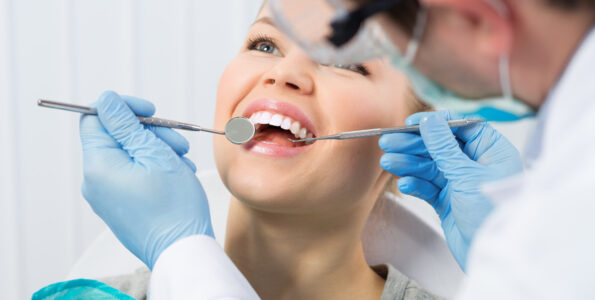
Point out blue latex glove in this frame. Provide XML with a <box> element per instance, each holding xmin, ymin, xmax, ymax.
<box><xmin>80</xmin><ymin>91</ymin><xmax>214</xmax><ymax>270</ymax></box>
<box><xmin>379</xmin><ymin>111</ymin><xmax>523</xmax><ymax>270</ymax></box>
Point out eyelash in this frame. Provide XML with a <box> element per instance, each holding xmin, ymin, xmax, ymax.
<box><xmin>247</xmin><ymin>35</ymin><xmax>370</xmax><ymax>76</ymax></box>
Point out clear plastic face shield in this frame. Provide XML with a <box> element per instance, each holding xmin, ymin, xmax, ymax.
<box><xmin>269</xmin><ymin>0</ymin><xmax>534</xmax><ymax>121</ymax></box>
<box><xmin>268</xmin><ymin>0</ymin><xmax>408</xmax><ymax>65</ymax></box>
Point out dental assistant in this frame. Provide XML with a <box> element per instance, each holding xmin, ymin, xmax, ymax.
<box><xmin>77</xmin><ymin>1</ymin><xmax>595</xmax><ymax>300</ymax></box>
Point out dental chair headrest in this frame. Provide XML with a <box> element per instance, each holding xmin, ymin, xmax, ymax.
<box><xmin>362</xmin><ymin>192</ymin><xmax>464</xmax><ymax>297</ymax></box>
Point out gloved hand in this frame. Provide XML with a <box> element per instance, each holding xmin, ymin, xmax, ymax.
<box><xmin>379</xmin><ymin>111</ymin><xmax>523</xmax><ymax>270</ymax></box>
<box><xmin>80</xmin><ymin>91</ymin><xmax>214</xmax><ymax>270</ymax></box>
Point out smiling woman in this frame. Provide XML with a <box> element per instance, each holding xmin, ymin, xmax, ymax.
<box><xmin>209</xmin><ymin>2</ymin><xmax>435</xmax><ymax>300</ymax></box>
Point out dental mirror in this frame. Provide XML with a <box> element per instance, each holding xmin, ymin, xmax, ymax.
<box><xmin>224</xmin><ymin>117</ymin><xmax>256</xmax><ymax>145</ymax></box>
<box><xmin>38</xmin><ymin>99</ymin><xmax>256</xmax><ymax>145</ymax></box>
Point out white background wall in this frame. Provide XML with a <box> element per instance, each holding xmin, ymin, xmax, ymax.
<box><xmin>0</xmin><ymin>1</ymin><xmax>536</xmax><ymax>299</ymax></box>
<box><xmin>0</xmin><ymin>1</ymin><xmax>262</xmax><ymax>298</ymax></box>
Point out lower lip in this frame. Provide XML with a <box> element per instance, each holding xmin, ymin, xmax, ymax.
<box><xmin>242</xmin><ymin>140</ymin><xmax>313</xmax><ymax>157</ymax></box>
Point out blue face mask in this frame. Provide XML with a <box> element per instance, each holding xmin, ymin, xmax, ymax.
<box><xmin>388</xmin><ymin>7</ymin><xmax>535</xmax><ymax>122</ymax></box>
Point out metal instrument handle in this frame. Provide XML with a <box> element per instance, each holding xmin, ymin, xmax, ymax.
<box><xmin>292</xmin><ymin>119</ymin><xmax>483</xmax><ymax>143</ymax></box>
<box><xmin>137</xmin><ymin>116</ymin><xmax>183</xmax><ymax>129</ymax></box>
<box><xmin>38</xmin><ymin>99</ymin><xmax>224</xmax><ymax>134</ymax></box>
<box><xmin>338</xmin><ymin>128</ymin><xmax>383</xmax><ymax>139</ymax></box>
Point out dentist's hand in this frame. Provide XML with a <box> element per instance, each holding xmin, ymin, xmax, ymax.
<box><xmin>379</xmin><ymin>111</ymin><xmax>522</xmax><ymax>270</ymax></box>
<box><xmin>80</xmin><ymin>91</ymin><xmax>214</xmax><ymax>270</ymax></box>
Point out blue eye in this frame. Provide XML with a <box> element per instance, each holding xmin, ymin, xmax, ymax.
<box><xmin>248</xmin><ymin>36</ymin><xmax>281</xmax><ymax>56</ymax></box>
<box><xmin>256</xmin><ymin>42</ymin><xmax>274</xmax><ymax>53</ymax></box>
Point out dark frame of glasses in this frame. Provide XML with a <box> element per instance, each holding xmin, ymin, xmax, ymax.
<box><xmin>327</xmin><ymin>0</ymin><xmax>405</xmax><ymax>46</ymax></box>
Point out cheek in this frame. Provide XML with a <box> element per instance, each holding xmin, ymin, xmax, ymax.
<box><xmin>312</xmin><ymin>74</ymin><xmax>410</xmax><ymax>194</ymax></box>
<box><xmin>215</xmin><ymin>58</ymin><xmax>257</xmax><ymax>128</ymax></box>
<box><xmin>214</xmin><ymin>56</ymin><xmax>265</xmax><ymax>185</ymax></box>
<box><xmin>321</xmin><ymin>80</ymin><xmax>406</xmax><ymax>134</ymax></box>
<box><xmin>214</xmin><ymin>56</ymin><xmax>271</xmax><ymax>161</ymax></box>
<box><xmin>313</xmin><ymin>84</ymin><xmax>398</xmax><ymax>201</ymax></box>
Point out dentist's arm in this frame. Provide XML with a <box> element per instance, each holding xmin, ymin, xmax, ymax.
<box><xmin>379</xmin><ymin>111</ymin><xmax>523</xmax><ymax>270</ymax></box>
<box><xmin>80</xmin><ymin>91</ymin><xmax>258</xmax><ymax>299</ymax></box>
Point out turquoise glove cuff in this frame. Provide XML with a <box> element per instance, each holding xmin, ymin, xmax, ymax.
<box><xmin>33</xmin><ymin>279</ymin><xmax>134</xmax><ymax>300</ymax></box>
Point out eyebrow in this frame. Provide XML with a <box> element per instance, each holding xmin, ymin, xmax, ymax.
<box><xmin>252</xmin><ymin>16</ymin><xmax>276</xmax><ymax>27</ymax></box>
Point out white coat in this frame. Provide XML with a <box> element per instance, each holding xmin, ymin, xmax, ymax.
<box><xmin>457</xmin><ymin>26</ymin><xmax>595</xmax><ymax>300</ymax></box>
<box><xmin>149</xmin><ymin>26</ymin><xmax>595</xmax><ymax>300</ymax></box>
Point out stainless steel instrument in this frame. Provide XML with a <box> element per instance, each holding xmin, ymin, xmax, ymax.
<box><xmin>291</xmin><ymin>119</ymin><xmax>483</xmax><ymax>143</ymax></box>
<box><xmin>38</xmin><ymin>99</ymin><xmax>255</xmax><ymax>145</ymax></box>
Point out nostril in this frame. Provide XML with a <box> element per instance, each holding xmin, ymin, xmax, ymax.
<box><xmin>286</xmin><ymin>82</ymin><xmax>299</xmax><ymax>90</ymax></box>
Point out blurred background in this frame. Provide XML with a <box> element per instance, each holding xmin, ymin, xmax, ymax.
<box><xmin>0</xmin><ymin>0</ymin><xmax>262</xmax><ymax>298</ymax></box>
<box><xmin>0</xmin><ymin>0</ymin><xmax>535</xmax><ymax>299</ymax></box>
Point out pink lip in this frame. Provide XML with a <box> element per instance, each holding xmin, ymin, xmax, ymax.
<box><xmin>242</xmin><ymin>140</ymin><xmax>313</xmax><ymax>157</ymax></box>
<box><xmin>241</xmin><ymin>98</ymin><xmax>317</xmax><ymax>158</ymax></box>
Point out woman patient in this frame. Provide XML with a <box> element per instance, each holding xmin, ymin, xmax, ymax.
<box><xmin>207</xmin><ymin>3</ymin><xmax>436</xmax><ymax>300</ymax></box>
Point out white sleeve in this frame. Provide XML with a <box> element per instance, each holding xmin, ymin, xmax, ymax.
<box><xmin>457</xmin><ymin>154</ymin><xmax>595</xmax><ymax>299</ymax></box>
<box><xmin>148</xmin><ymin>235</ymin><xmax>260</xmax><ymax>300</ymax></box>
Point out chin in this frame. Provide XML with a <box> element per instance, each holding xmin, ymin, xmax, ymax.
<box><xmin>224</xmin><ymin>167</ymin><xmax>317</xmax><ymax>212</ymax></box>
<box><xmin>215</xmin><ymin>152</ymin><xmax>304</xmax><ymax>209</ymax></box>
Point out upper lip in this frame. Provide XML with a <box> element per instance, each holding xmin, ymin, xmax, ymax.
<box><xmin>242</xmin><ymin>98</ymin><xmax>317</xmax><ymax>137</ymax></box>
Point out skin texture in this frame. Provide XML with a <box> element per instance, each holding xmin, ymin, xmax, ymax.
<box><xmin>212</xmin><ymin>4</ymin><xmax>419</xmax><ymax>300</ymax></box>
<box><xmin>378</xmin><ymin>0</ymin><xmax>595</xmax><ymax>109</ymax></box>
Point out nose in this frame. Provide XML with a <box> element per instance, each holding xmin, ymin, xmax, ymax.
<box><xmin>262</xmin><ymin>52</ymin><xmax>315</xmax><ymax>95</ymax></box>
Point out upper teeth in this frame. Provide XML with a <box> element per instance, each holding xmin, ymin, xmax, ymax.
<box><xmin>249</xmin><ymin>111</ymin><xmax>313</xmax><ymax>140</ymax></box>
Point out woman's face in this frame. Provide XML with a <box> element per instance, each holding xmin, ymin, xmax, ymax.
<box><xmin>214</xmin><ymin>5</ymin><xmax>412</xmax><ymax>215</ymax></box>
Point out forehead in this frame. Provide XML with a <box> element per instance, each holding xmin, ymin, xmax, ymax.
<box><xmin>252</xmin><ymin>2</ymin><xmax>277</xmax><ymax>29</ymax></box>
<box><xmin>257</xmin><ymin>1</ymin><xmax>272</xmax><ymax>18</ymax></box>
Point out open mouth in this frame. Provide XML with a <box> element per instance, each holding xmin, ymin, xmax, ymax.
<box><xmin>249</xmin><ymin>111</ymin><xmax>316</xmax><ymax>147</ymax></box>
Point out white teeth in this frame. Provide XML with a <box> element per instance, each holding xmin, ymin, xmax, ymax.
<box><xmin>281</xmin><ymin>117</ymin><xmax>292</xmax><ymax>130</ymax></box>
<box><xmin>252</xmin><ymin>112</ymin><xmax>262</xmax><ymax>124</ymax></box>
<box><xmin>290</xmin><ymin>122</ymin><xmax>301</xmax><ymax>135</ymax></box>
<box><xmin>306</xmin><ymin>133</ymin><xmax>313</xmax><ymax>139</ymax></box>
<box><xmin>298</xmin><ymin>128</ymin><xmax>307</xmax><ymax>139</ymax></box>
<box><xmin>259</xmin><ymin>111</ymin><xmax>272</xmax><ymax>124</ymax></box>
<box><xmin>270</xmin><ymin>114</ymin><xmax>283</xmax><ymax>126</ymax></box>
<box><xmin>250</xmin><ymin>112</ymin><xmax>259</xmax><ymax>122</ymax></box>
<box><xmin>248</xmin><ymin>111</ymin><xmax>314</xmax><ymax>141</ymax></box>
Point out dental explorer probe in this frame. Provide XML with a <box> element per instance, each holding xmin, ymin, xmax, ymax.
<box><xmin>37</xmin><ymin>99</ymin><xmax>255</xmax><ymax>145</ymax></box>
<box><xmin>291</xmin><ymin>119</ymin><xmax>483</xmax><ymax>143</ymax></box>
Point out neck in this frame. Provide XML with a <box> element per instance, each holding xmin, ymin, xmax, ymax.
<box><xmin>224</xmin><ymin>199</ymin><xmax>384</xmax><ymax>300</ymax></box>
<box><xmin>510</xmin><ymin>1</ymin><xmax>595</xmax><ymax>108</ymax></box>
